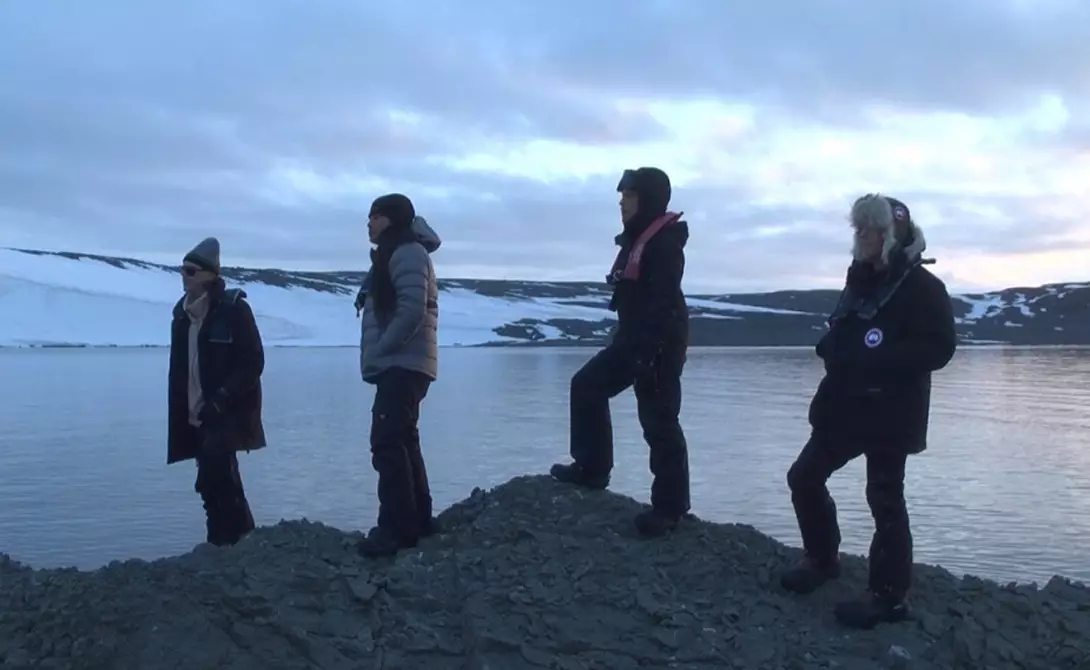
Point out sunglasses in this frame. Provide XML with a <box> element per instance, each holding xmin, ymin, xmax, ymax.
<box><xmin>182</xmin><ymin>266</ymin><xmax>201</xmax><ymax>277</ymax></box>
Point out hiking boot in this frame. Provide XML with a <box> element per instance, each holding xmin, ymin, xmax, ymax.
<box><xmin>221</xmin><ymin>496</ymin><xmax>256</xmax><ymax>546</ymax></box>
<box><xmin>357</xmin><ymin>526</ymin><xmax>417</xmax><ymax>558</ymax></box>
<box><xmin>202</xmin><ymin>499</ymin><xmax>230</xmax><ymax>547</ymax></box>
<box><xmin>420</xmin><ymin>516</ymin><xmax>442</xmax><ymax>539</ymax></box>
<box><xmin>635</xmin><ymin>509</ymin><xmax>682</xmax><ymax>537</ymax></box>
<box><xmin>549</xmin><ymin>462</ymin><xmax>610</xmax><ymax>490</ymax></box>
<box><xmin>780</xmin><ymin>556</ymin><xmax>842</xmax><ymax>595</ymax></box>
<box><xmin>834</xmin><ymin>591</ymin><xmax>910</xmax><ymax>629</ymax></box>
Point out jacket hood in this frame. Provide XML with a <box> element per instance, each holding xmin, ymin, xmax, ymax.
<box><xmin>626</xmin><ymin>167</ymin><xmax>672</xmax><ymax>217</ymax></box>
<box><xmin>411</xmin><ymin>216</ymin><xmax>441</xmax><ymax>253</ymax></box>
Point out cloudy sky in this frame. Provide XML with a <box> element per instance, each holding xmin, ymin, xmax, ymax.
<box><xmin>2</xmin><ymin>1</ymin><xmax>1088</xmax><ymax>293</ymax></box>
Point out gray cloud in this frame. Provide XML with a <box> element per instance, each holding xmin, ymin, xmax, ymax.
<box><xmin>1</xmin><ymin>0</ymin><xmax>1088</xmax><ymax>292</ymax></box>
<box><xmin>523</xmin><ymin>0</ymin><xmax>1090</xmax><ymax>117</ymax></box>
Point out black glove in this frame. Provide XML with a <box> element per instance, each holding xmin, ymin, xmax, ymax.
<box><xmin>354</xmin><ymin>288</ymin><xmax>367</xmax><ymax>317</ymax></box>
<box><xmin>197</xmin><ymin>421</ymin><xmax>230</xmax><ymax>457</ymax></box>
<box><xmin>197</xmin><ymin>390</ymin><xmax>229</xmax><ymax>426</ymax></box>
<box><xmin>817</xmin><ymin>333</ymin><xmax>839</xmax><ymax>374</ymax></box>
<box><xmin>197</xmin><ymin>392</ymin><xmax>231</xmax><ymax>456</ymax></box>
<box><xmin>815</xmin><ymin>331</ymin><xmax>832</xmax><ymax>360</ymax></box>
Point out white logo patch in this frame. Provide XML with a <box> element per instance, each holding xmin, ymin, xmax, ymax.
<box><xmin>864</xmin><ymin>327</ymin><xmax>884</xmax><ymax>348</ymax></box>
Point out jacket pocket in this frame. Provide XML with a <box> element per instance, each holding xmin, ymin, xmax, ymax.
<box><xmin>851</xmin><ymin>385</ymin><xmax>900</xmax><ymax>439</ymax></box>
<box><xmin>205</xmin><ymin>316</ymin><xmax>233</xmax><ymax>344</ymax></box>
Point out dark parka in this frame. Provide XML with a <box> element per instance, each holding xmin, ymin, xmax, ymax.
<box><xmin>608</xmin><ymin>168</ymin><xmax>690</xmax><ymax>367</ymax></box>
<box><xmin>809</xmin><ymin>227</ymin><xmax>956</xmax><ymax>454</ymax></box>
<box><xmin>168</xmin><ymin>281</ymin><xmax>266</xmax><ymax>464</ymax></box>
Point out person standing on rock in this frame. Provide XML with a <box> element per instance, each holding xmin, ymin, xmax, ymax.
<box><xmin>357</xmin><ymin>194</ymin><xmax>442</xmax><ymax>557</ymax></box>
<box><xmin>781</xmin><ymin>194</ymin><xmax>956</xmax><ymax>629</ymax></box>
<box><xmin>168</xmin><ymin>237</ymin><xmax>266</xmax><ymax>547</ymax></box>
<box><xmin>550</xmin><ymin>167</ymin><xmax>691</xmax><ymax>538</ymax></box>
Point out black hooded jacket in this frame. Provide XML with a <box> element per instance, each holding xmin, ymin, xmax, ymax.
<box><xmin>608</xmin><ymin>168</ymin><xmax>690</xmax><ymax>365</ymax></box>
<box><xmin>808</xmin><ymin>228</ymin><xmax>956</xmax><ymax>453</ymax></box>
<box><xmin>168</xmin><ymin>279</ymin><xmax>266</xmax><ymax>464</ymax></box>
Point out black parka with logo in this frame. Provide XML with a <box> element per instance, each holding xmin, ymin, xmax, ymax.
<box><xmin>808</xmin><ymin>254</ymin><xmax>957</xmax><ymax>454</ymax></box>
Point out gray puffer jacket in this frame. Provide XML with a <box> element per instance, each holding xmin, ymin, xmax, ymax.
<box><xmin>360</xmin><ymin>216</ymin><xmax>440</xmax><ymax>383</ymax></box>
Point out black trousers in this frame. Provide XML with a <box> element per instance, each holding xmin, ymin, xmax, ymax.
<box><xmin>786</xmin><ymin>434</ymin><xmax>912</xmax><ymax>598</ymax></box>
<box><xmin>370</xmin><ymin>366</ymin><xmax>432</xmax><ymax>539</ymax></box>
<box><xmin>194</xmin><ymin>447</ymin><xmax>254</xmax><ymax>545</ymax></box>
<box><xmin>569</xmin><ymin>344</ymin><xmax>690</xmax><ymax>515</ymax></box>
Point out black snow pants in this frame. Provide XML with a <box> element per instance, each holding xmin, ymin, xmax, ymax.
<box><xmin>786</xmin><ymin>434</ymin><xmax>912</xmax><ymax>598</ymax></box>
<box><xmin>569</xmin><ymin>344</ymin><xmax>690</xmax><ymax>515</ymax></box>
<box><xmin>195</xmin><ymin>445</ymin><xmax>255</xmax><ymax>546</ymax></box>
<box><xmin>370</xmin><ymin>366</ymin><xmax>433</xmax><ymax>540</ymax></box>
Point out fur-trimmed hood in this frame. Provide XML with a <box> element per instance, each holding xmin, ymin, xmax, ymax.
<box><xmin>849</xmin><ymin>194</ymin><xmax>926</xmax><ymax>264</ymax></box>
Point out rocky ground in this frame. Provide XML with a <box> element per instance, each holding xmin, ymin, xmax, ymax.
<box><xmin>2</xmin><ymin>476</ymin><xmax>1089</xmax><ymax>670</ymax></box>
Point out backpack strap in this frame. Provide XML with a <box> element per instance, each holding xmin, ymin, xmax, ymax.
<box><xmin>223</xmin><ymin>288</ymin><xmax>244</xmax><ymax>305</ymax></box>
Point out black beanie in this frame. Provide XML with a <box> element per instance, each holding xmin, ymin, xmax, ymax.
<box><xmin>369</xmin><ymin>193</ymin><xmax>416</xmax><ymax>228</ymax></box>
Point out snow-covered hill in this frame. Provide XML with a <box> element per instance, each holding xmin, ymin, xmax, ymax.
<box><xmin>0</xmin><ymin>247</ymin><xmax>1086</xmax><ymax>347</ymax></box>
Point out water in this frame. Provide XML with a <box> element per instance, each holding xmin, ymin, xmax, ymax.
<box><xmin>1</xmin><ymin>346</ymin><xmax>1088</xmax><ymax>585</ymax></box>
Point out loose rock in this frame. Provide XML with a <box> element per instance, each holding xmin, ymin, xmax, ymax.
<box><xmin>1</xmin><ymin>475</ymin><xmax>1088</xmax><ymax>669</ymax></box>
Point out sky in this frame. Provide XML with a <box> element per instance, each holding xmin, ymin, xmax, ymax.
<box><xmin>1</xmin><ymin>1</ymin><xmax>1089</xmax><ymax>293</ymax></box>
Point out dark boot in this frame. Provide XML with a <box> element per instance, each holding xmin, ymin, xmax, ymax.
<box><xmin>834</xmin><ymin>591</ymin><xmax>910</xmax><ymax>629</ymax></box>
<box><xmin>357</xmin><ymin>525</ymin><xmax>418</xmax><ymax>558</ymax></box>
<box><xmin>406</xmin><ymin>427</ymin><xmax>435</xmax><ymax>532</ymax></box>
<box><xmin>202</xmin><ymin>498</ymin><xmax>230</xmax><ymax>547</ymax></box>
<box><xmin>780</xmin><ymin>556</ymin><xmax>842</xmax><ymax>595</ymax></box>
<box><xmin>634</xmin><ymin>508</ymin><xmax>681</xmax><ymax>537</ymax></box>
<box><xmin>196</xmin><ymin>451</ymin><xmax>250</xmax><ymax>546</ymax></box>
<box><xmin>221</xmin><ymin>495</ymin><xmax>255</xmax><ymax>546</ymax></box>
<box><xmin>550</xmin><ymin>462</ymin><xmax>610</xmax><ymax>490</ymax></box>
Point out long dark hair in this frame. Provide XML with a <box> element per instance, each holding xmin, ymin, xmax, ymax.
<box><xmin>369</xmin><ymin>223</ymin><xmax>417</xmax><ymax>315</ymax></box>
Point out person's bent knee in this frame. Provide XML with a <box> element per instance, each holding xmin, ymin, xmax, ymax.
<box><xmin>570</xmin><ymin>366</ymin><xmax>601</xmax><ymax>401</ymax></box>
<box><xmin>865</xmin><ymin>480</ymin><xmax>907</xmax><ymax>517</ymax></box>
<box><xmin>642</xmin><ymin>421</ymin><xmax>683</xmax><ymax>449</ymax></box>
<box><xmin>370</xmin><ymin>418</ymin><xmax>402</xmax><ymax>446</ymax></box>
<box><xmin>786</xmin><ymin>459</ymin><xmax>816</xmax><ymax>494</ymax></box>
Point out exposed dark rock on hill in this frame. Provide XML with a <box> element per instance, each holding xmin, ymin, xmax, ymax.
<box><xmin>2</xmin><ymin>476</ymin><xmax>1088</xmax><ymax>669</ymax></box>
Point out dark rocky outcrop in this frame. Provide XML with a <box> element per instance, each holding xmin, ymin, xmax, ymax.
<box><xmin>2</xmin><ymin>476</ymin><xmax>1089</xmax><ymax>669</ymax></box>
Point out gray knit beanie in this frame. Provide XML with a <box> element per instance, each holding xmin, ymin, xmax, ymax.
<box><xmin>183</xmin><ymin>237</ymin><xmax>221</xmax><ymax>274</ymax></box>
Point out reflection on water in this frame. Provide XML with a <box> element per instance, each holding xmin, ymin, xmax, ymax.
<box><xmin>0</xmin><ymin>345</ymin><xmax>1087</xmax><ymax>584</ymax></box>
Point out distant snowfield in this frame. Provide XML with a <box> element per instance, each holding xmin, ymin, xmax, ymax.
<box><xmin>0</xmin><ymin>247</ymin><xmax>830</xmax><ymax>348</ymax></box>
<box><xmin>0</xmin><ymin>247</ymin><xmax>1053</xmax><ymax>347</ymax></box>
<box><xmin>0</xmin><ymin>249</ymin><xmax>623</xmax><ymax>348</ymax></box>
<box><xmin>0</xmin><ymin>248</ymin><xmax>623</xmax><ymax>347</ymax></box>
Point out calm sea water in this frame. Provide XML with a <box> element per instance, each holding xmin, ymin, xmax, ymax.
<box><xmin>1</xmin><ymin>346</ymin><xmax>1088</xmax><ymax>585</ymax></box>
